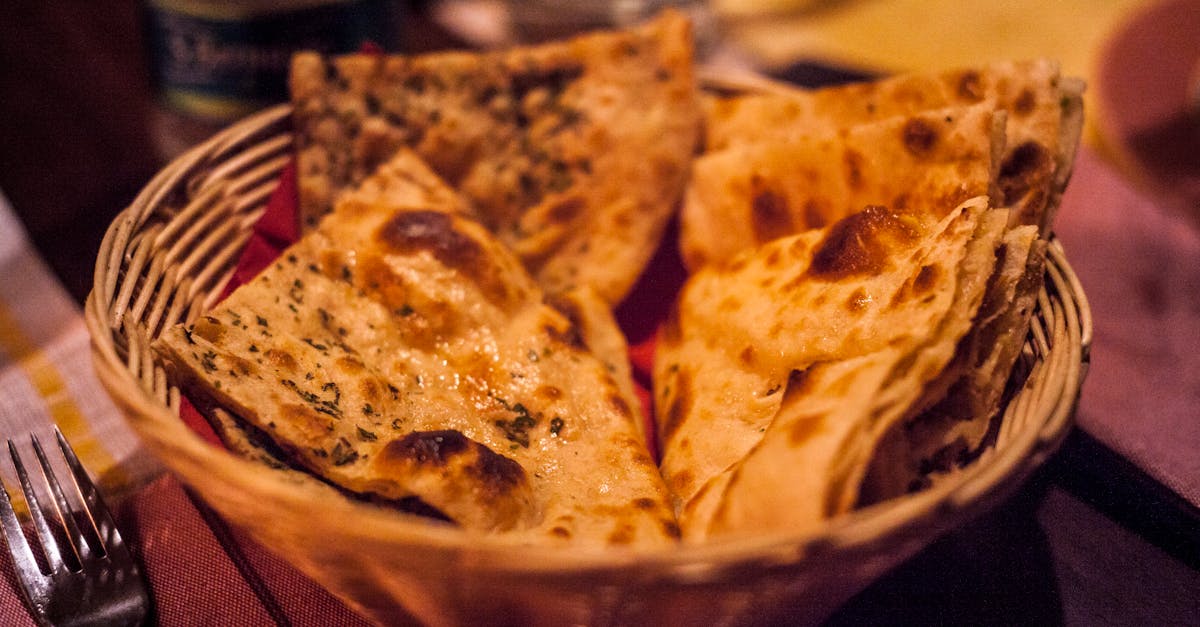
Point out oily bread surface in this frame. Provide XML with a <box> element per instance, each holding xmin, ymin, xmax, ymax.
<box><xmin>156</xmin><ymin>151</ymin><xmax>679</xmax><ymax>548</ymax></box>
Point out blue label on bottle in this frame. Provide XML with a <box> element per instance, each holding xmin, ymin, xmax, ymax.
<box><xmin>146</xmin><ymin>0</ymin><xmax>402</xmax><ymax>120</ymax></box>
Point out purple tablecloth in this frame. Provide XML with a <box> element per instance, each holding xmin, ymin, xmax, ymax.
<box><xmin>1054</xmin><ymin>147</ymin><xmax>1200</xmax><ymax>511</ymax></box>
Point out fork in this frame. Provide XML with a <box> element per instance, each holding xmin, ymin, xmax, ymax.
<box><xmin>0</xmin><ymin>427</ymin><xmax>150</xmax><ymax>626</ymax></box>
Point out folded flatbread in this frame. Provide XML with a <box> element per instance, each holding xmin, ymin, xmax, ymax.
<box><xmin>860</xmin><ymin>226</ymin><xmax>1045</xmax><ymax>502</ymax></box>
<box><xmin>672</xmin><ymin>60</ymin><xmax>1084</xmax><ymax>519</ymax></box>
<box><xmin>682</xmin><ymin>102</ymin><xmax>1004</xmax><ymax>270</ymax></box>
<box><xmin>290</xmin><ymin>10</ymin><xmax>701</xmax><ymax>305</ymax></box>
<box><xmin>690</xmin><ymin>58</ymin><xmax>1084</xmax><ymax>269</ymax></box>
<box><xmin>655</xmin><ymin>197</ymin><xmax>1008</xmax><ymax>539</ymax></box>
<box><xmin>156</xmin><ymin>150</ymin><xmax>678</xmax><ymax>547</ymax></box>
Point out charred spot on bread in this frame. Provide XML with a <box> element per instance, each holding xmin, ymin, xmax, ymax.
<box><xmin>658</xmin><ymin>367</ymin><xmax>693</xmax><ymax>444</ymax></box>
<box><xmin>956</xmin><ymin>70</ymin><xmax>985</xmax><ymax>101</ymax></box>
<box><xmin>913</xmin><ymin>264</ymin><xmax>941</xmax><ymax>295</ymax></box>
<box><xmin>901</xmin><ymin>117</ymin><xmax>939</xmax><ymax>157</ymax></box>
<box><xmin>383</xmin><ymin>430</ymin><xmax>471</xmax><ymax>465</ymax></box>
<box><xmin>1012</xmin><ymin>88</ymin><xmax>1037</xmax><ymax>117</ymax></box>
<box><xmin>802</xmin><ymin>198</ymin><xmax>829</xmax><ymax>230</ymax></box>
<box><xmin>845</xmin><ymin>287</ymin><xmax>871</xmax><ymax>313</ymax></box>
<box><xmin>379</xmin><ymin>210</ymin><xmax>478</xmax><ymax>266</ymax></box>
<box><xmin>808</xmin><ymin>206</ymin><xmax>918</xmax><ymax>280</ymax></box>
<box><xmin>379</xmin><ymin>430</ymin><xmax>529</xmax><ymax>498</ymax></box>
<box><xmin>751</xmin><ymin>186</ymin><xmax>794</xmax><ymax>244</ymax></box>
<box><xmin>998</xmin><ymin>141</ymin><xmax>1053</xmax><ymax>207</ymax></box>
<box><xmin>843</xmin><ymin>148</ymin><xmax>865</xmax><ymax>189</ymax></box>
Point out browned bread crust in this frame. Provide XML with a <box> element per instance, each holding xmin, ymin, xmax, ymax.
<box><xmin>156</xmin><ymin>150</ymin><xmax>679</xmax><ymax>547</ymax></box>
<box><xmin>290</xmin><ymin>10</ymin><xmax>701</xmax><ymax>305</ymax></box>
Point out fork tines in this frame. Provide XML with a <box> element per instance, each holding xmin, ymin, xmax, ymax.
<box><xmin>0</xmin><ymin>427</ymin><xmax>150</xmax><ymax>626</ymax></box>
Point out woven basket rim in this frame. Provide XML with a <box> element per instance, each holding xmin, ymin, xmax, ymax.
<box><xmin>86</xmin><ymin>84</ymin><xmax>1092</xmax><ymax>578</ymax></box>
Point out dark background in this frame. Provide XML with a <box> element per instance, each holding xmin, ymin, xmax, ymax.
<box><xmin>1</xmin><ymin>2</ymin><xmax>159</xmax><ymax>301</ymax></box>
<box><xmin>1</xmin><ymin>3</ymin><xmax>1197</xmax><ymax>624</ymax></box>
<box><xmin>0</xmin><ymin>1</ymin><xmax>458</xmax><ymax>303</ymax></box>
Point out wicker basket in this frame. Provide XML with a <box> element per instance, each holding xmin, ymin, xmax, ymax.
<box><xmin>86</xmin><ymin>98</ymin><xmax>1092</xmax><ymax>626</ymax></box>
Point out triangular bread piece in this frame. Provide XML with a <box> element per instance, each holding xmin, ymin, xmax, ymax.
<box><xmin>699</xmin><ymin>59</ymin><xmax>1083</xmax><ymax>250</ymax></box>
<box><xmin>290</xmin><ymin>10</ymin><xmax>701</xmax><ymax>304</ymax></box>
<box><xmin>156</xmin><ymin>150</ymin><xmax>678</xmax><ymax>547</ymax></box>
<box><xmin>708</xmin><ymin>201</ymin><xmax>1001</xmax><ymax>537</ymax></box>
<box><xmin>681</xmin><ymin>102</ymin><xmax>1004</xmax><ymax>269</ymax></box>
<box><xmin>655</xmin><ymin>197</ymin><xmax>1008</xmax><ymax>539</ymax></box>
<box><xmin>679</xmin><ymin>61</ymin><xmax>1084</xmax><ymax>519</ymax></box>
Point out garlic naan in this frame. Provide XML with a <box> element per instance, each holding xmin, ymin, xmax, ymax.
<box><xmin>290</xmin><ymin>10</ymin><xmax>701</xmax><ymax>304</ymax></box>
<box><xmin>156</xmin><ymin>151</ymin><xmax>678</xmax><ymax>547</ymax></box>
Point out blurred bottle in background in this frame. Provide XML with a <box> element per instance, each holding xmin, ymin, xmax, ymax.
<box><xmin>144</xmin><ymin>0</ymin><xmax>406</xmax><ymax>160</ymax></box>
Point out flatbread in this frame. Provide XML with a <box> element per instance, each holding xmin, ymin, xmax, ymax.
<box><xmin>859</xmin><ymin>227</ymin><xmax>1045</xmax><ymax>502</ymax></box>
<box><xmin>199</xmin><ymin>405</ymin><xmax>453</xmax><ymax>520</ymax></box>
<box><xmin>156</xmin><ymin>151</ymin><xmax>678</xmax><ymax>547</ymax></box>
<box><xmin>334</xmin><ymin>146</ymin><xmax>472</xmax><ymax>215</ymax></box>
<box><xmin>699</xmin><ymin>59</ymin><xmax>1084</xmax><ymax>250</ymax></box>
<box><xmin>544</xmin><ymin>286</ymin><xmax>648</xmax><ymax>445</ymax></box>
<box><xmin>290</xmin><ymin>9</ymin><xmax>701</xmax><ymax>304</ymax></box>
<box><xmin>672</xmin><ymin>61</ymin><xmax>1085</xmax><ymax>521</ymax></box>
<box><xmin>707</xmin><ymin>200</ymin><xmax>998</xmax><ymax>536</ymax></box>
<box><xmin>681</xmin><ymin>102</ymin><xmax>1004</xmax><ymax>269</ymax></box>
<box><xmin>655</xmin><ymin>198</ymin><xmax>1008</xmax><ymax>538</ymax></box>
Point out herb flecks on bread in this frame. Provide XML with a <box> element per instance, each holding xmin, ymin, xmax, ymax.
<box><xmin>156</xmin><ymin>149</ymin><xmax>679</xmax><ymax>548</ymax></box>
<box><xmin>290</xmin><ymin>10</ymin><xmax>701</xmax><ymax>305</ymax></box>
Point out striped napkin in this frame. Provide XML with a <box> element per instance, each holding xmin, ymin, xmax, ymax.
<box><xmin>0</xmin><ymin>190</ymin><xmax>385</xmax><ymax>625</ymax></box>
<box><xmin>0</xmin><ymin>190</ymin><xmax>156</xmax><ymax>497</ymax></box>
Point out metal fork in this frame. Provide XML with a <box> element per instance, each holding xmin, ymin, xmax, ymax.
<box><xmin>0</xmin><ymin>427</ymin><xmax>150</xmax><ymax>626</ymax></box>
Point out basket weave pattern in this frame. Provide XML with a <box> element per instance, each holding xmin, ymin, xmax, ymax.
<box><xmin>86</xmin><ymin>103</ymin><xmax>1092</xmax><ymax>626</ymax></box>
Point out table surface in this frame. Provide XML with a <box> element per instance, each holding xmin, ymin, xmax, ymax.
<box><xmin>1</xmin><ymin>1</ymin><xmax>1197</xmax><ymax>624</ymax></box>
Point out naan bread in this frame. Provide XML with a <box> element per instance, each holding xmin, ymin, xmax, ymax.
<box><xmin>544</xmin><ymin>287</ymin><xmax>648</xmax><ymax>445</ymax></box>
<box><xmin>334</xmin><ymin>147</ymin><xmax>472</xmax><ymax>215</ymax></box>
<box><xmin>681</xmin><ymin>102</ymin><xmax>1004</xmax><ymax>270</ymax></box>
<box><xmin>859</xmin><ymin>227</ymin><xmax>1045</xmax><ymax>502</ymax></box>
<box><xmin>673</xmin><ymin>61</ymin><xmax>1084</xmax><ymax>521</ymax></box>
<box><xmin>290</xmin><ymin>10</ymin><xmax>701</xmax><ymax>304</ymax></box>
<box><xmin>156</xmin><ymin>151</ymin><xmax>678</xmax><ymax>547</ymax></box>
<box><xmin>198</xmin><ymin>405</ymin><xmax>454</xmax><ymax>520</ymax></box>
<box><xmin>694</xmin><ymin>58</ymin><xmax>1084</xmax><ymax>264</ymax></box>
<box><xmin>708</xmin><ymin>201</ymin><xmax>999</xmax><ymax>537</ymax></box>
<box><xmin>655</xmin><ymin>197</ymin><xmax>1008</xmax><ymax>539</ymax></box>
